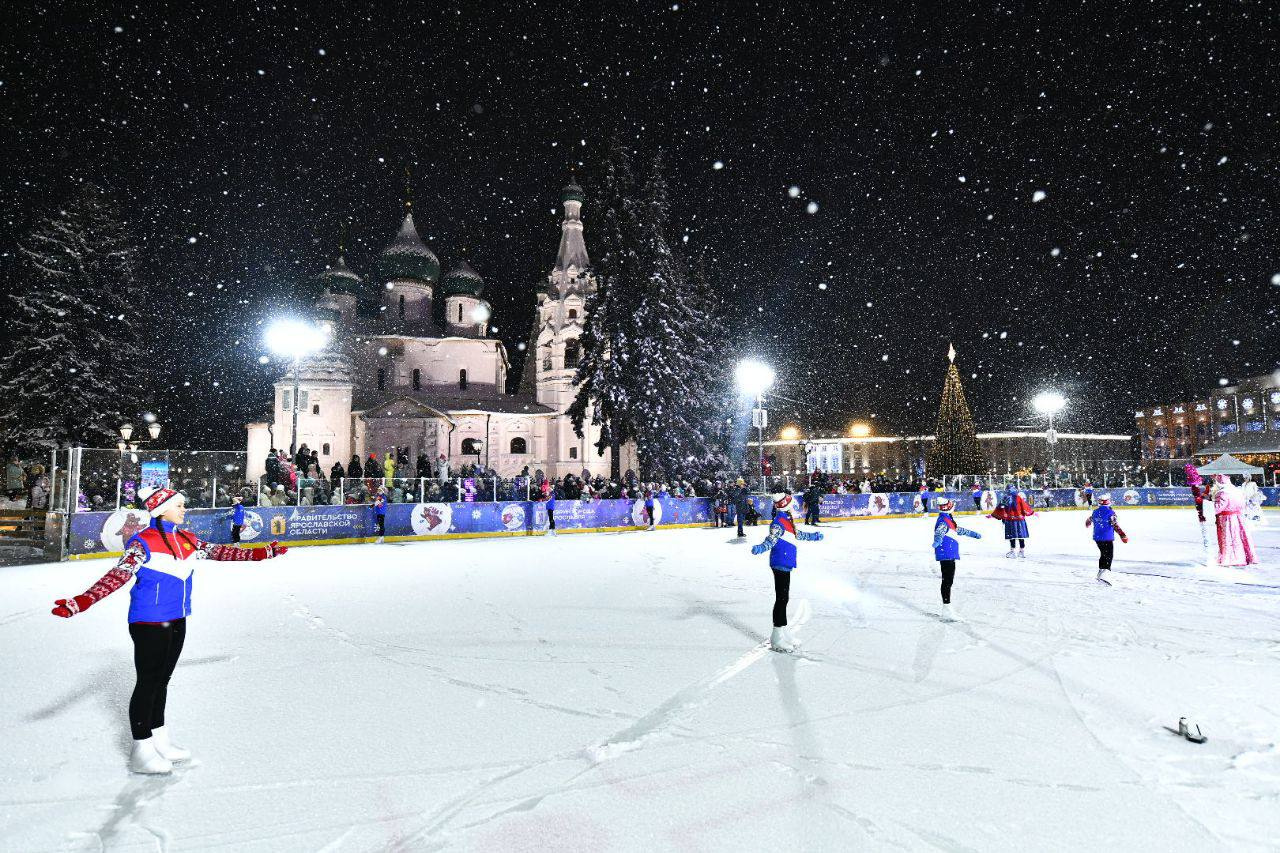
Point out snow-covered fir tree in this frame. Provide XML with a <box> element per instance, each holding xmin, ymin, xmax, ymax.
<box><xmin>568</xmin><ymin>139</ymin><xmax>645</xmax><ymax>479</ymax></box>
<box><xmin>571</xmin><ymin>144</ymin><xmax>735</xmax><ymax>482</ymax></box>
<box><xmin>0</xmin><ymin>184</ymin><xmax>146</xmax><ymax>452</ymax></box>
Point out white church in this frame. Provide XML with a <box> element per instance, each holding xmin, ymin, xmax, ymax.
<box><xmin>245</xmin><ymin>179</ymin><xmax>636</xmax><ymax>481</ymax></box>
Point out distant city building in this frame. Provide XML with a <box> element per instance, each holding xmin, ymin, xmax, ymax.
<box><xmin>752</xmin><ymin>428</ymin><xmax>1133</xmax><ymax>479</ymax></box>
<box><xmin>1135</xmin><ymin>372</ymin><xmax>1280</xmax><ymax>466</ymax></box>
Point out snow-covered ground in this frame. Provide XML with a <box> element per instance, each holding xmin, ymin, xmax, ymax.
<box><xmin>2</xmin><ymin>509</ymin><xmax>1278</xmax><ymax>852</ymax></box>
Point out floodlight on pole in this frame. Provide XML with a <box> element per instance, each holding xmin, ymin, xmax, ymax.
<box><xmin>1032</xmin><ymin>391</ymin><xmax>1067</xmax><ymax>485</ymax></box>
<box><xmin>265</xmin><ymin>319</ymin><xmax>331</xmax><ymax>457</ymax></box>
<box><xmin>735</xmin><ymin>359</ymin><xmax>776</xmax><ymax>489</ymax></box>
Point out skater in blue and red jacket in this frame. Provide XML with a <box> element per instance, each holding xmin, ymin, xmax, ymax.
<box><xmin>373</xmin><ymin>487</ymin><xmax>388</xmax><ymax>539</ymax></box>
<box><xmin>989</xmin><ymin>484</ymin><xmax>1035</xmax><ymax>558</ymax></box>
<box><xmin>1085</xmin><ymin>493</ymin><xmax>1128</xmax><ymax>585</ymax></box>
<box><xmin>751</xmin><ymin>491</ymin><xmax>823</xmax><ymax>651</ymax></box>
<box><xmin>932</xmin><ymin>498</ymin><xmax>981</xmax><ymax>620</ymax></box>
<box><xmin>51</xmin><ymin>486</ymin><xmax>287</xmax><ymax>775</ymax></box>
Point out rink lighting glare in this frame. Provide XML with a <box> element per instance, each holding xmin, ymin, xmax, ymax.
<box><xmin>849</xmin><ymin>422</ymin><xmax>872</xmax><ymax>438</ymax></box>
<box><xmin>1032</xmin><ymin>391</ymin><xmax>1066</xmax><ymax>415</ymax></box>
<box><xmin>471</xmin><ymin>303</ymin><xmax>491</xmax><ymax>324</ymax></box>
<box><xmin>735</xmin><ymin>359</ymin><xmax>775</xmax><ymax>396</ymax></box>
<box><xmin>265</xmin><ymin>319</ymin><xmax>329</xmax><ymax>359</ymax></box>
<box><xmin>779</xmin><ymin>425</ymin><xmax>801</xmax><ymax>440</ymax></box>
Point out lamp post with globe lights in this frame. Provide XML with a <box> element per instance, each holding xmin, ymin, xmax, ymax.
<box><xmin>265</xmin><ymin>319</ymin><xmax>331</xmax><ymax>457</ymax></box>
<box><xmin>1032</xmin><ymin>391</ymin><xmax>1066</xmax><ymax>486</ymax></box>
<box><xmin>735</xmin><ymin>359</ymin><xmax>776</xmax><ymax>489</ymax></box>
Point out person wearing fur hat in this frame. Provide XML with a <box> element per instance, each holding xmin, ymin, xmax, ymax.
<box><xmin>750</xmin><ymin>491</ymin><xmax>823</xmax><ymax>651</ymax></box>
<box><xmin>51</xmin><ymin>486</ymin><xmax>288</xmax><ymax>775</ymax></box>
<box><xmin>1085</xmin><ymin>493</ymin><xmax>1128</xmax><ymax>585</ymax></box>
<box><xmin>932</xmin><ymin>497</ymin><xmax>981</xmax><ymax>620</ymax></box>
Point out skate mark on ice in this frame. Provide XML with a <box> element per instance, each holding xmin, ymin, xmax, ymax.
<box><xmin>82</xmin><ymin>772</ymin><xmax>183</xmax><ymax>853</ymax></box>
<box><xmin>284</xmin><ymin>594</ymin><xmax>630</xmax><ymax>722</ymax></box>
<box><xmin>586</xmin><ymin>642</ymin><xmax>772</xmax><ymax>762</ymax></box>
<box><xmin>0</xmin><ymin>607</ymin><xmax>40</xmax><ymax>628</ymax></box>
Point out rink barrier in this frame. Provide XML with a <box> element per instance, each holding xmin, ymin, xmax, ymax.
<box><xmin>61</xmin><ymin>487</ymin><xmax>1278</xmax><ymax>560</ymax></box>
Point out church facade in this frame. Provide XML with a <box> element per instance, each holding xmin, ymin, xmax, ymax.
<box><xmin>245</xmin><ymin>180</ymin><xmax>636</xmax><ymax>481</ymax></box>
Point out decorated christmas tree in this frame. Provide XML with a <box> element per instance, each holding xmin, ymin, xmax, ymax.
<box><xmin>926</xmin><ymin>344</ymin><xmax>986</xmax><ymax>476</ymax></box>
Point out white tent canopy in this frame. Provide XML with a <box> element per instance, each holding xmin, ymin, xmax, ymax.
<box><xmin>1196</xmin><ymin>453</ymin><xmax>1264</xmax><ymax>475</ymax></box>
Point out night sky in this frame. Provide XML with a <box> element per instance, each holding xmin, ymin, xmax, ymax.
<box><xmin>3</xmin><ymin>1</ymin><xmax>1278</xmax><ymax>447</ymax></box>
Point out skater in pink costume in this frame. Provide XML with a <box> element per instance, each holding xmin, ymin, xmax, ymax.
<box><xmin>1212</xmin><ymin>474</ymin><xmax>1257</xmax><ymax>567</ymax></box>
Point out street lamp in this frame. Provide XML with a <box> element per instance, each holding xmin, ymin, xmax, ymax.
<box><xmin>265</xmin><ymin>319</ymin><xmax>330</xmax><ymax>457</ymax></box>
<box><xmin>1033</xmin><ymin>391</ymin><xmax>1066</xmax><ymax>487</ymax></box>
<box><xmin>735</xmin><ymin>358</ymin><xmax>776</xmax><ymax>489</ymax></box>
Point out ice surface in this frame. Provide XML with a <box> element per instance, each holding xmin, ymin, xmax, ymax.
<box><xmin>1</xmin><ymin>509</ymin><xmax>1277</xmax><ymax>851</ymax></box>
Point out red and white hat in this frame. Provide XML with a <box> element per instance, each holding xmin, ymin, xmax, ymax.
<box><xmin>938</xmin><ymin>497</ymin><xmax>956</xmax><ymax>511</ymax></box>
<box><xmin>139</xmin><ymin>486</ymin><xmax>183</xmax><ymax>517</ymax></box>
<box><xmin>1097</xmin><ymin>493</ymin><xmax>1112</xmax><ymax>505</ymax></box>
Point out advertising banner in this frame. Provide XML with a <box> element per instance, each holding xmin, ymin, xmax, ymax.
<box><xmin>62</xmin><ymin>487</ymin><xmax>1275</xmax><ymax>558</ymax></box>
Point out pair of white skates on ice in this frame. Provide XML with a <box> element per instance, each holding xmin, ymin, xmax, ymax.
<box><xmin>1004</xmin><ymin>549</ymin><xmax>1027</xmax><ymax>559</ymax></box>
<box><xmin>129</xmin><ymin>726</ymin><xmax>191</xmax><ymax>775</ymax></box>
<box><xmin>769</xmin><ymin>626</ymin><xmax>799</xmax><ymax>652</ymax></box>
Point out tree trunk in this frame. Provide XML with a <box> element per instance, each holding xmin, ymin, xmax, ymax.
<box><xmin>610</xmin><ymin>437</ymin><xmax>621</xmax><ymax>481</ymax></box>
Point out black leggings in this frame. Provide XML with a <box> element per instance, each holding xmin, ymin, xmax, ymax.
<box><xmin>939</xmin><ymin>560</ymin><xmax>956</xmax><ymax>603</ymax></box>
<box><xmin>128</xmin><ymin>619</ymin><xmax>186</xmax><ymax>741</ymax></box>
<box><xmin>375</xmin><ymin>515</ymin><xmax>385</xmax><ymax>535</ymax></box>
<box><xmin>772</xmin><ymin>569</ymin><xmax>791</xmax><ymax>627</ymax></box>
<box><xmin>547</xmin><ymin>508</ymin><xmax>555</xmax><ymax>530</ymax></box>
<box><xmin>1008</xmin><ymin>538</ymin><xmax>1026</xmax><ymax>549</ymax></box>
<box><xmin>1096</xmin><ymin>540</ymin><xmax>1114</xmax><ymax>572</ymax></box>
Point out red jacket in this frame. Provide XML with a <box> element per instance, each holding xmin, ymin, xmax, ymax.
<box><xmin>990</xmin><ymin>493</ymin><xmax>1035</xmax><ymax>522</ymax></box>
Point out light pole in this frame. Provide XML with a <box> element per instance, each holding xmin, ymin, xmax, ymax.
<box><xmin>116</xmin><ymin>417</ymin><xmax>163</xmax><ymax>509</ymax></box>
<box><xmin>265</xmin><ymin>319</ymin><xmax>330</xmax><ymax>458</ymax></box>
<box><xmin>735</xmin><ymin>358</ymin><xmax>776</xmax><ymax>490</ymax></box>
<box><xmin>1033</xmin><ymin>391</ymin><xmax>1066</xmax><ymax>487</ymax></box>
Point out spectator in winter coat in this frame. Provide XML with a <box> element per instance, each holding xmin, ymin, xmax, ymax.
<box><xmin>363</xmin><ymin>454</ymin><xmax>380</xmax><ymax>479</ymax></box>
<box><xmin>264</xmin><ymin>451</ymin><xmax>281</xmax><ymax>487</ymax></box>
<box><xmin>730</xmin><ymin>478</ymin><xmax>751</xmax><ymax>537</ymax></box>
<box><xmin>349</xmin><ymin>455</ymin><xmax>363</xmax><ymax>483</ymax></box>
<box><xmin>802</xmin><ymin>483</ymin><xmax>822</xmax><ymax>525</ymax></box>
<box><xmin>383</xmin><ymin>453</ymin><xmax>396</xmax><ymax>486</ymax></box>
<box><xmin>294</xmin><ymin>444</ymin><xmax>310</xmax><ymax>472</ymax></box>
<box><xmin>330</xmin><ymin>462</ymin><xmax>345</xmax><ymax>491</ymax></box>
<box><xmin>416</xmin><ymin>454</ymin><xmax>431</xmax><ymax>479</ymax></box>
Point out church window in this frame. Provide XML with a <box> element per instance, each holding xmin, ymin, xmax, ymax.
<box><xmin>568</xmin><ymin>309</ymin><xmax>578</xmax><ymax>319</ymax></box>
<box><xmin>322</xmin><ymin>443</ymin><xmax>330</xmax><ymax>455</ymax></box>
<box><xmin>398</xmin><ymin>294</ymin><xmax>405</xmax><ymax>318</ymax></box>
<box><xmin>459</xmin><ymin>369</ymin><xmax>468</xmax><ymax>390</ymax></box>
<box><xmin>510</xmin><ymin>437</ymin><xmax>527</xmax><ymax>454</ymax></box>
<box><xmin>458</xmin><ymin>303</ymin><xmax>464</xmax><ymax>323</ymax></box>
<box><xmin>461</xmin><ymin>438</ymin><xmax>480</xmax><ymax>455</ymax></box>
<box><xmin>542</xmin><ymin>356</ymin><xmax>551</xmax><ymax>372</ymax></box>
<box><xmin>312</xmin><ymin>404</ymin><xmax>320</xmax><ymax>415</ymax></box>
<box><xmin>299</xmin><ymin>390</ymin><xmax>308</xmax><ymax>408</ymax></box>
<box><xmin>569</xmin><ymin>447</ymin><xmax>578</xmax><ymax>459</ymax></box>
<box><xmin>282</xmin><ymin>390</ymin><xmax>291</xmax><ymax>410</ymax></box>
<box><xmin>377</xmin><ymin>368</ymin><xmax>386</xmax><ymax>390</ymax></box>
<box><xmin>412</xmin><ymin>368</ymin><xmax>420</xmax><ymax>390</ymax></box>
<box><xmin>564</xmin><ymin>339</ymin><xmax>581</xmax><ymax>368</ymax></box>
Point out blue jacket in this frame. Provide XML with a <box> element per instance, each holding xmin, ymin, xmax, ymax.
<box><xmin>932</xmin><ymin>512</ymin><xmax>981</xmax><ymax>560</ymax></box>
<box><xmin>231</xmin><ymin>503</ymin><xmax>245</xmax><ymax>526</ymax></box>
<box><xmin>751</xmin><ymin>512</ymin><xmax>823</xmax><ymax>571</ymax></box>
<box><xmin>1089</xmin><ymin>505</ymin><xmax>1118</xmax><ymax>541</ymax></box>
<box><xmin>374</xmin><ymin>495</ymin><xmax>387</xmax><ymax>516</ymax></box>
<box><xmin>546</xmin><ymin>495</ymin><xmax>556</xmax><ymax>511</ymax></box>
<box><xmin>125</xmin><ymin>522</ymin><xmax>198</xmax><ymax>622</ymax></box>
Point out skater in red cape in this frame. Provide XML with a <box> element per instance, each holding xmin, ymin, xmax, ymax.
<box><xmin>1211</xmin><ymin>474</ymin><xmax>1258</xmax><ymax>567</ymax></box>
<box><xmin>51</xmin><ymin>486</ymin><xmax>287</xmax><ymax>775</ymax></box>
<box><xmin>989</xmin><ymin>483</ymin><xmax>1035</xmax><ymax>558</ymax></box>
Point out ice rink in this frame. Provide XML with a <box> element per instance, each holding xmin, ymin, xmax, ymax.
<box><xmin>2</xmin><ymin>507</ymin><xmax>1278</xmax><ymax>852</ymax></box>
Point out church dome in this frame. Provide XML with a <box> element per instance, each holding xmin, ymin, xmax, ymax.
<box><xmin>441</xmin><ymin>259</ymin><xmax>485</xmax><ymax>297</ymax></box>
<box><xmin>376</xmin><ymin>211</ymin><xmax>440</xmax><ymax>283</ymax></box>
<box><xmin>561</xmin><ymin>181</ymin><xmax>585</xmax><ymax>204</ymax></box>
<box><xmin>316</xmin><ymin>254</ymin><xmax>362</xmax><ymax>293</ymax></box>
